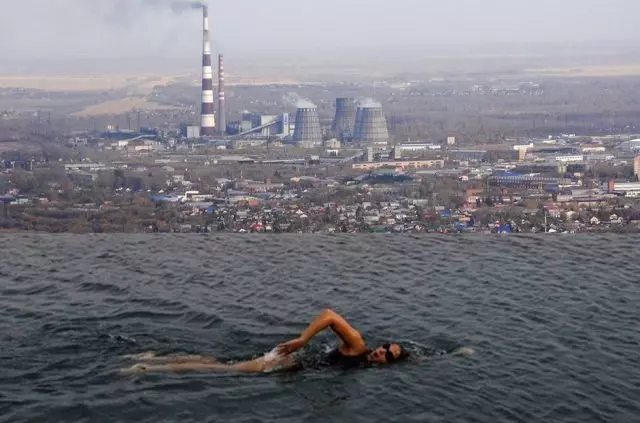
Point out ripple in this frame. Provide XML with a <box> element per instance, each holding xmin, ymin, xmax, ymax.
<box><xmin>1</xmin><ymin>233</ymin><xmax>640</xmax><ymax>423</ymax></box>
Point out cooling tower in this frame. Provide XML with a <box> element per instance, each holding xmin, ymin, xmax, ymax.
<box><xmin>217</xmin><ymin>54</ymin><xmax>226</xmax><ymax>135</ymax></box>
<box><xmin>200</xmin><ymin>5</ymin><xmax>215</xmax><ymax>136</ymax></box>
<box><xmin>293</xmin><ymin>105</ymin><xmax>322</xmax><ymax>147</ymax></box>
<box><xmin>353</xmin><ymin>101</ymin><xmax>389</xmax><ymax>145</ymax></box>
<box><xmin>354</xmin><ymin>106</ymin><xmax>364</xmax><ymax>137</ymax></box>
<box><xmin>331</xmin><ymin>97</ymin><xmax>356</xmax><ymax>141</ymax></box>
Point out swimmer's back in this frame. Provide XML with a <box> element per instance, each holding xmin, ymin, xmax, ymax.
<box><xmin>323</xmin><ymin>348</ymin><xmax>368</xmax><ymax>369</ymax></box>
<box><xmin>287</xmin><ymin>348</ymin><xmax>368</xmax><ymax>371</ymax></box>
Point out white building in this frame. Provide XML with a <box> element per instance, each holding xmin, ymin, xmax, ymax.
<box><xmin>555</xmin><ymin>155</ymin><xmax>584</xmax><ymax>163</ymax></box>
<box><xmin>612</xmin><ymin>182</ymin><xmax>640</xmax><ymax>197</ymax></box>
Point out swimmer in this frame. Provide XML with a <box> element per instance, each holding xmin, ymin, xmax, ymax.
<box><xmin>121</xmin><ymin>308</ymin><xmax>472</xmax><ymax>374</ymax></box>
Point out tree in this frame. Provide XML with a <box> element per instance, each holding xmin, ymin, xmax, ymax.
<box><xmin>10</xmin><ymin>169</ymin><xmax>39</xmax><ymax>193</ymax></box>
<box><xmin>113</xmin><ymin>169</ymin><xmax>125</xmax><ymax>190</ymax></box>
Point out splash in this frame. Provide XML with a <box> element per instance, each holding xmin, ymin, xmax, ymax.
<box><xmin>398</xmin><ymin>339</ymin><xmax>472</xmax><ymax>361</ymax></box>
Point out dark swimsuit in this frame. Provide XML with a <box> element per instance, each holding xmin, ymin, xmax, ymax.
<box><xmin>292</xmin><ymin>348</ymin><xmax>368</xmax><ymax>371</ymax></box>
<box><xmin>324</xmin><ymin>348</ymin><xmax>369</xmax><ymax>369</ymax></box>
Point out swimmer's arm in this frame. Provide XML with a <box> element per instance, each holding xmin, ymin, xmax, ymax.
<box><xmin>300</xmin><ymin>309</ymin><xmax>366</xmax><ymax>351</ymax></box>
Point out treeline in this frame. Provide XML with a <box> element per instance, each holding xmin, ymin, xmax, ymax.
<box><xmin>1</xmin><ymin>196</ymin><xmax>176</xmax><ymax>233</ymax></box>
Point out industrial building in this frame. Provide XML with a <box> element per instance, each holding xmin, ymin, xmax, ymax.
<box><xmin>187</xmin><ymin>7</ymin><xmax>392</xmax><ymax>149</ymax></box>
<box><xmin>608</xmin><ymin>180</ymin><xmax>640</xmax><ymax>197</ymax></box>
<box><xmin>293</xmin><ymin>104</ymin><xmax>322</xmax><ymax>148</ymax></box>
<box><xmin>353</xmin><ymin>159</ymin><xmax>444</xmax><ymax>171</ymax></box>
<box><xmin>488</xmin><ymin>172</ymin><xmax>571</xmax><ymax>191</ymax></box>
<box><xmin>227</xmin><ymin>96</ymin><xmax>391</xmax><ymax>149</ymax></box>
<box><xmin>180</xmin><ymin>123</ymin><xmax>200</xmax><ymax>139</ymax></box>
<box><xmin>331</xmin><ymin>98</ymin><xmax>356</xmax><ymax>141</ymax></box>
<box><xmin>225</xmin><ymin>112</ymin><xmax>290</xmax><ymax>138</ymax></box>
<box><xmin>352</xmin><ymin>100</ymin><xmax>390</xmax><ymax>146</ymax></box>
<box><xmin>448</xmin><ymin>150</ymin><xmax>488</xmax><ymax>162</ymax></box>
<box><xmin>184</xmin><ymin>4</ymin><xmax>396</xmax><ymax>148</ymax></box>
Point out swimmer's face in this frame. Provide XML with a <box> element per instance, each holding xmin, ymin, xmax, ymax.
<box><xmin>368</xmin><ymin>343</ymin><xmax>402</xmax><ymax>364</ymax></box>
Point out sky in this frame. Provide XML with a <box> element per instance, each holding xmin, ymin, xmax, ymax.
<box><xmin>2</xmin><ymin>0</ymin><xmax>640</xmax><ymax>61</ymax></box>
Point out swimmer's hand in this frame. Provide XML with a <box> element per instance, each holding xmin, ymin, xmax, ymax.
<box><xmin>275</xmin><ymin>337</ymin><xmax>305</xmax><ymax>356</ymax></box>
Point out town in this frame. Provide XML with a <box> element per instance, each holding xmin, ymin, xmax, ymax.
<box><xmin>2</xmin><ymin>127</ymin><xmax>640</xmax><ymax>234</ymax></box>
<box><xmin>2</xmin><ymin>4</ymin><xmax>640</xmax><ymax>235</ymax></box>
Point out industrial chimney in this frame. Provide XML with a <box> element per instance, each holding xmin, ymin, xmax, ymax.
<box><xmin>353</xmin><ymin>99</ymin><xmax>389</xmax><ymax>146</ymax></box>
<box><xmin>200</xmin><ymin>5</ymin><xmax>215</xmax><ymax>137</ymax></box>
<box><xmin>217</xmin><ymin>54</ymin><xmax>226</xmax><ymax>135</ymax></box>
<box><xmin>331</xmin><ymin>97</ymin><xmax>356</xmax><ymax>141</ymax></box>
<box><xmin>293</xmin><ymin>102</ymin><xmax>322</xmax><ymax>148</ymax></box>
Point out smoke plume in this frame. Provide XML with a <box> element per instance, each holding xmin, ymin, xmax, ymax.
<box><xmin>98</xmin><ymin>0</ymin><xmax>205</xmax><ymax>27</ymax></box>
<box><xmin>140</xmin><ymin>0</ymin><xmax>204</xmax><ymax>13</ymax></box>
<box><xmin>168</xmin><ymin>1</ymin><xmax>204</xmax><ymax>13</ymax></box>
<box><xmin>356</xmin><ymin>97</ymin><xmax>382</xmax><ymax>108</ymax></box>
<box><xmin>282</xmin><ymin>92</ymin><xmax>316</xmax><ymax>109</ymax></box>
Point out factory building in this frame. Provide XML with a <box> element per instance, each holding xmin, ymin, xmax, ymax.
<box><xmin>555</xmin><ymin>155</ymin><xmax>584</xmax><ymax>163</ymax></box>
<box><xmin>608</xmin><ymin>180</ymin><xmax>640</xmax><ymax>197</ymax></box>
<box><xmin>353</xmin><ymin>159</ymin><xmax>444</xmax><ymax>171</ymax></box>
<box><xmin>226</xmin><ymin>112</ymin><xmax>290</xmax><ymax>138</ymax></box>
<box><xmin>448</xmin><ymin>150</ymin><xmax>488</xmax><ymax>162</ymax></box>
<box><xmin>488</xmin><ymin>172</ymin><xmax>569</xmax><ymax>191</ymax></box>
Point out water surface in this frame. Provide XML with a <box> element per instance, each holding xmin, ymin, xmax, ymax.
<box><xmin>1</xmin><ymin>234</ymin><xmax>639</xmax><ymax>423</ymax></box>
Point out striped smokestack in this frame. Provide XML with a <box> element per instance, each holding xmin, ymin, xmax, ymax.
<box><xmin>217</xmin><ymin>54</ymin><xmax>226</xmax><ymax>135</ymax></box>
<box><xmin>200</xmin><ymin>5</ymin><xmax>215</xmax><ymax>136</ymax></box>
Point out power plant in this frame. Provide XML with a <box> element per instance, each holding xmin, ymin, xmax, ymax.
<box><xmin>200</xmin><ymin>5</ymin><xmax>216</xmax><ymax>137</ymax></box>
<box><xmin>331</xmin><ymin>97</ymin><xmax>356</xmax><ymax>141</ymax></box>
<box><xmin>185</xmin><ymin>4</ymin><xmax>391</xmax><ymax>148</ymax></box>
<box><xmin>215</xmin><ymin>95</ymin><xmax>391</xmax><ymax>149</ymax></box>
<box><xmin>353</xmin><ymin>100</ymin><xmax>390</xmax><ymax>145</ymax></box>
<box><xmin>293</xmin><ymin>103</ymin><xmax>322</xmax><ymax>148</ymax></box>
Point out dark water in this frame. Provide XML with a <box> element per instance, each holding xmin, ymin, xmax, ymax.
<box><xmin>1</xmin><ymin>234</ymin><xmax>640</xmax><ymax>423</ymax></box>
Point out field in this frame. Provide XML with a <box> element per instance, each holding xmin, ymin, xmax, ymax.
<box><xmin>527</xmin><ymin>63</ymin><xmax>640</xmax><ymax>77</ymax></box>
<box><xmin>0</xmin><ymin>141</ymin><xmax>42</xmax><ymax>154</ymax></box>
<box><xmin>71</xmin><ymin>97</ymin><xmax>176</xmax><ymax>117</ymax></box>
<box><xmin>2</xmin><ymin>45</ymin><xmax>640</xmax><ymax>141</ymax></box>
<box><xmin>0</xmin><ymin>75</ymin><xmax>178</xmax><ymax>92</ymax></box>
<box><xmin>0</xmin><ymin>72</ymin><xmax>308</xmax><ymax>116</ymax></box>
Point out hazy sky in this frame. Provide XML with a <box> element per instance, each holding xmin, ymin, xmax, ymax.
<box><xmin>2</xmin><ymin>0</ymin><xmax>640</xmax><ymax>61</ymax></box>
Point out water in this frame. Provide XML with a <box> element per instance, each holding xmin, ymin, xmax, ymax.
<box><xmin>1</xmin><ymin>233</ymin><xmax>640</xmax><ymax>423</ymax></box>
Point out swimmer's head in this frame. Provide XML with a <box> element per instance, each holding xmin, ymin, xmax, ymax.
<box><xmin>367</xmin><ymin>343</ymin><xmax>409</xmax><ymax>364</ymax></box>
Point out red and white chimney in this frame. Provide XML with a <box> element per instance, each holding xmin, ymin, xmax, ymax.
<box><xmin>217</xmin><ymin>53</ymin><xmax>226</xmax><ymax>135</ymax></box>
<box><xmin>200</xmin><ymin>5</ymin><xmax>215</xmax><ymax>137</ymax></box>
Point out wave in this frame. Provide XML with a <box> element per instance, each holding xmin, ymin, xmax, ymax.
<box><xmin>1</xmin><ymin>233</ymin><xmax>639</xmax><ymax>423</ymax></box>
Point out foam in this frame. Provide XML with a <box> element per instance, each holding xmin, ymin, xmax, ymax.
<box><xmin>263</xmin><ymin>348</ymin><xmax>283</xmax><ymax>363</ymax></box>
